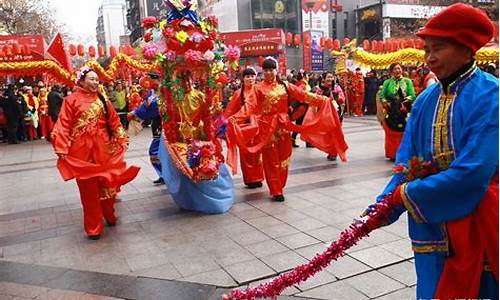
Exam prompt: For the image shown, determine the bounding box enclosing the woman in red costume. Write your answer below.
[51,67,140,240]
[127,84,143,112]
[227,58,347,202]
[37,88,53,140]
[223,67,264,189]
[314,71,346,161]
[23,86,39,140]
[351,68,365,116]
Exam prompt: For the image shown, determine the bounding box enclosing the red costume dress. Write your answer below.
[223,86,264,185]
[24,94,39,140]
[228,80,347,197]
[51,87,140,236]
[351,71,365,116]
[37,93,53,139]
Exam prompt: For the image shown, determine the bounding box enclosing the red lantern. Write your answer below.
[371,40,377,52]
[68,44,76,56]
[293,34,300,47]
[24,45,31,55]
[286,32,293,46]
[363,39,369,51]
[414,39,420,49]
[0,48,4,57]
[98,46,105,57]
[303,33,311,47]
[384,40,390,52]
[110,46,117,57]
[77,44,85,56]
[88,46,96,58]
[377,41,389,52]
[320,37,325,48]
[343,37,350,45]
[396,39,402,50]
[119,46,124,53]
[333,39,341,51]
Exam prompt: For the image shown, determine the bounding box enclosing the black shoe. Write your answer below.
[306,143,314,148]
[273,195,285,202]
[246,182,263,189]
[292,141,299,148]
[153,177,165,185]
[327,155,337,161]
[87,234,101,240]
[106,220,117,227]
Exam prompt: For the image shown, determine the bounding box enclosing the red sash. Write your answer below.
[435,175,499,298]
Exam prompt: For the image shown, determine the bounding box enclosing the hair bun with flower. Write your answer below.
[76,66,93,84]
[265,56,279,69]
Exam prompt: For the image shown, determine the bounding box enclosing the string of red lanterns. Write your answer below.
[283,31,424,53]
[65,44,136,58]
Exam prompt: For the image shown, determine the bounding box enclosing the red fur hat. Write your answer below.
[416,3,494,53]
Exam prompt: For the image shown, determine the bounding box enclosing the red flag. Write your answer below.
[45,33,73,72]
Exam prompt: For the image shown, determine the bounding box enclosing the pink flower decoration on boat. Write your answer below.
[224,45,240,61]
[191,32,204,43]
[165,50,177,62]
[142,43,159,60]
[203,50,215,62]
[184,49,202,64]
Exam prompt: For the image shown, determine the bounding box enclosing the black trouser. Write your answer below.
[16,118,26,141]
[6,122,18,143]
[291,115,305,140]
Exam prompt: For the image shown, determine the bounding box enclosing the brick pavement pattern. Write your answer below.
[0,117,416,299]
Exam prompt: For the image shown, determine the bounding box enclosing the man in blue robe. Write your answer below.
[366,3,498,299]
[128,88,163,185]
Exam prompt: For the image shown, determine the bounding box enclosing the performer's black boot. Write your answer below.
[246,182,263,189]
[327,154,337,161]
[273,195,285,202]
[153,177,165,185]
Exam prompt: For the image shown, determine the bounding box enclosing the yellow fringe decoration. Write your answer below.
[331,47,499,70]
[0,53,158,84]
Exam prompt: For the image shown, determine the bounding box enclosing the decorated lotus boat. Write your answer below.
[141,0,240,183]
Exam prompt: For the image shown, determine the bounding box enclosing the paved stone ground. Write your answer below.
[0,116,416,300]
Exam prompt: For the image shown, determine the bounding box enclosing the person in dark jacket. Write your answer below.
[1,85,22,144]
[364,70,380,115]
[48,85,64,123]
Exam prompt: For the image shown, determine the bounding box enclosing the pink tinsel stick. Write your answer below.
[222,197,395,300]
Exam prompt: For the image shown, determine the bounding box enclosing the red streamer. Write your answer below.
[223,157,438,300]
[222,197,396,300]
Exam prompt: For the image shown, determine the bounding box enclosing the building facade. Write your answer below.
[356,0,498,41]
[96,0,128,52]
[126,0,169,45]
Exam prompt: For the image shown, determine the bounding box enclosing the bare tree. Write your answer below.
[0,0,66,41]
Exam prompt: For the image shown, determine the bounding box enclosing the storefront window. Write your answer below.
[251,0,299,33]
[358,5,382,40]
